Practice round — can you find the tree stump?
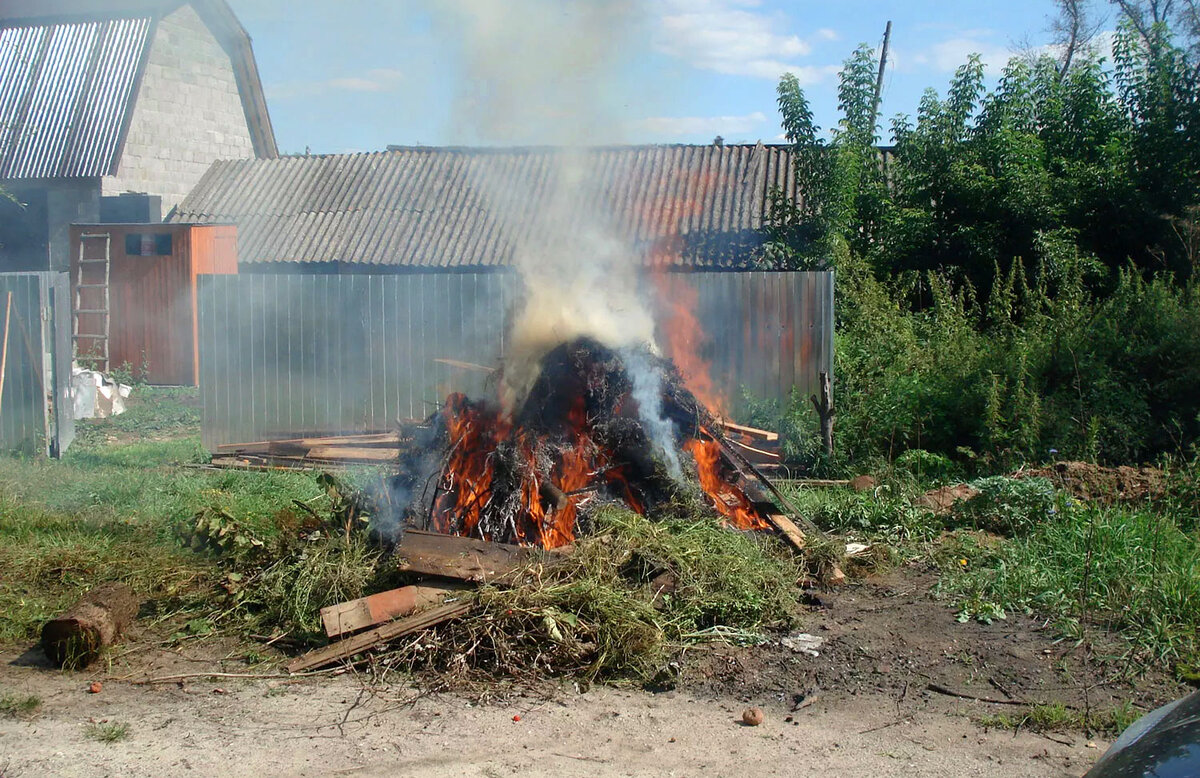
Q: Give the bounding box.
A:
[41,582,139,668]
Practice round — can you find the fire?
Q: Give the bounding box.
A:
[431,393,509,538]
[651,271,725,416]
[417,340,769,549]
[684,438,770,531]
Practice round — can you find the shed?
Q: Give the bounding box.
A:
[70,223,237,385]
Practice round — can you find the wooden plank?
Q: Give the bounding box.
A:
[718,420,779,442]
[287,600,472,674]
[765,513,807,552]
[395,529,538,583]
[217,432,402,453]
[305,446,400,462]
[728,438,782,461]
[320,583,472,639]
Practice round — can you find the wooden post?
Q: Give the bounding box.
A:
[810,371,834,457]
[0,292,11,420]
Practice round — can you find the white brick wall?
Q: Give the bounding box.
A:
[102,4,256,215]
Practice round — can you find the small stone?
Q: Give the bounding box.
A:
[87,681,102,694]
[742,707,765,726]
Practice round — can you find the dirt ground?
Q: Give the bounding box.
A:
[5,563,1187,778]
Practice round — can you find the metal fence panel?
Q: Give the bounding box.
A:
[0,272,73,456]
[197,271,833,450]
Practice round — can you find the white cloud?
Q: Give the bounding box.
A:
[267,68,404,100]
[653,0,835,83]
[631,111,768,138]
[816,28,839,41]
[924,37,1016,75]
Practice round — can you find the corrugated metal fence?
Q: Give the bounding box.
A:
[197,271,833,450]
[0,272,74,456]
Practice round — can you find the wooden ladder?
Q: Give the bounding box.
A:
[73,232,112,372]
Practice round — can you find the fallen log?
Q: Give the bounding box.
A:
[320,583,471,639]
[41,582,139,668]
[287,600,473,673]
[395,529,546,583]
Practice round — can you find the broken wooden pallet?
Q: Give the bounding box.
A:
[287,600,473,674]
[320,583,471,639]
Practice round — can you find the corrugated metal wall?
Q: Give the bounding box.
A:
[0,272,73,456]
[197,271,833,450]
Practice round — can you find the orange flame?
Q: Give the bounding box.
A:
[651,271,725,416]
[684,438,769,530]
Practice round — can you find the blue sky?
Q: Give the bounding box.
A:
[229,0,1097,154]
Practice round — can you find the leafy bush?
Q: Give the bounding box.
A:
[953,476,1058,535]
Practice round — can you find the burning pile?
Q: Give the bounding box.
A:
[389,337,771,548]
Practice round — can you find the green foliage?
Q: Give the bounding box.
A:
[766,21,1200,470]
[940,502,1200,664]
[952,476,1058,535]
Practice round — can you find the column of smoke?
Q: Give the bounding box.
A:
[433,0,687,481]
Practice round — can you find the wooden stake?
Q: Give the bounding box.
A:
[0,292,11,420]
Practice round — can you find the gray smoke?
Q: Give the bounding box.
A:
[620,346,684,482]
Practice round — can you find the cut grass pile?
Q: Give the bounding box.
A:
[386,506,801,684]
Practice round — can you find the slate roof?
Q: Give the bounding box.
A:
[171,144,799,269]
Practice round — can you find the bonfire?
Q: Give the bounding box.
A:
[389,337,770,549]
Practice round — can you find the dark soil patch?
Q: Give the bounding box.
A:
[1016,461,1164,503]
[679,563,1188,716]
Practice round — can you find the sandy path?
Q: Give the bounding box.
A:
[0,669,1103,778]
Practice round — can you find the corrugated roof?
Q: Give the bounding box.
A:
[0,16,152,178]
[172,144,798,269]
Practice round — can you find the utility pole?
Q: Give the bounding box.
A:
[872,20,892,126]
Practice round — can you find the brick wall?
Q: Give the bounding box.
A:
[103,4,255,216]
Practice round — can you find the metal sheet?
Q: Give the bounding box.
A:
[0,17,152,179]
[0,271,72,456]
[197,271,834,449]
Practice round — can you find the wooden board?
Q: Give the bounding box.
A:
[718,420,779,442]
[305,446,400,462]
[287,600,472,674]
[395,530,539,583]
[765,513,807,552]
[217,432,403,453]
[320,583,471,639]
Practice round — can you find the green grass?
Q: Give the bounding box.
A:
[0,426,329,643]
[979,701,1141,736]
[0,692,41,719]
[84,720,130,743]
[940,503,1200,665]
